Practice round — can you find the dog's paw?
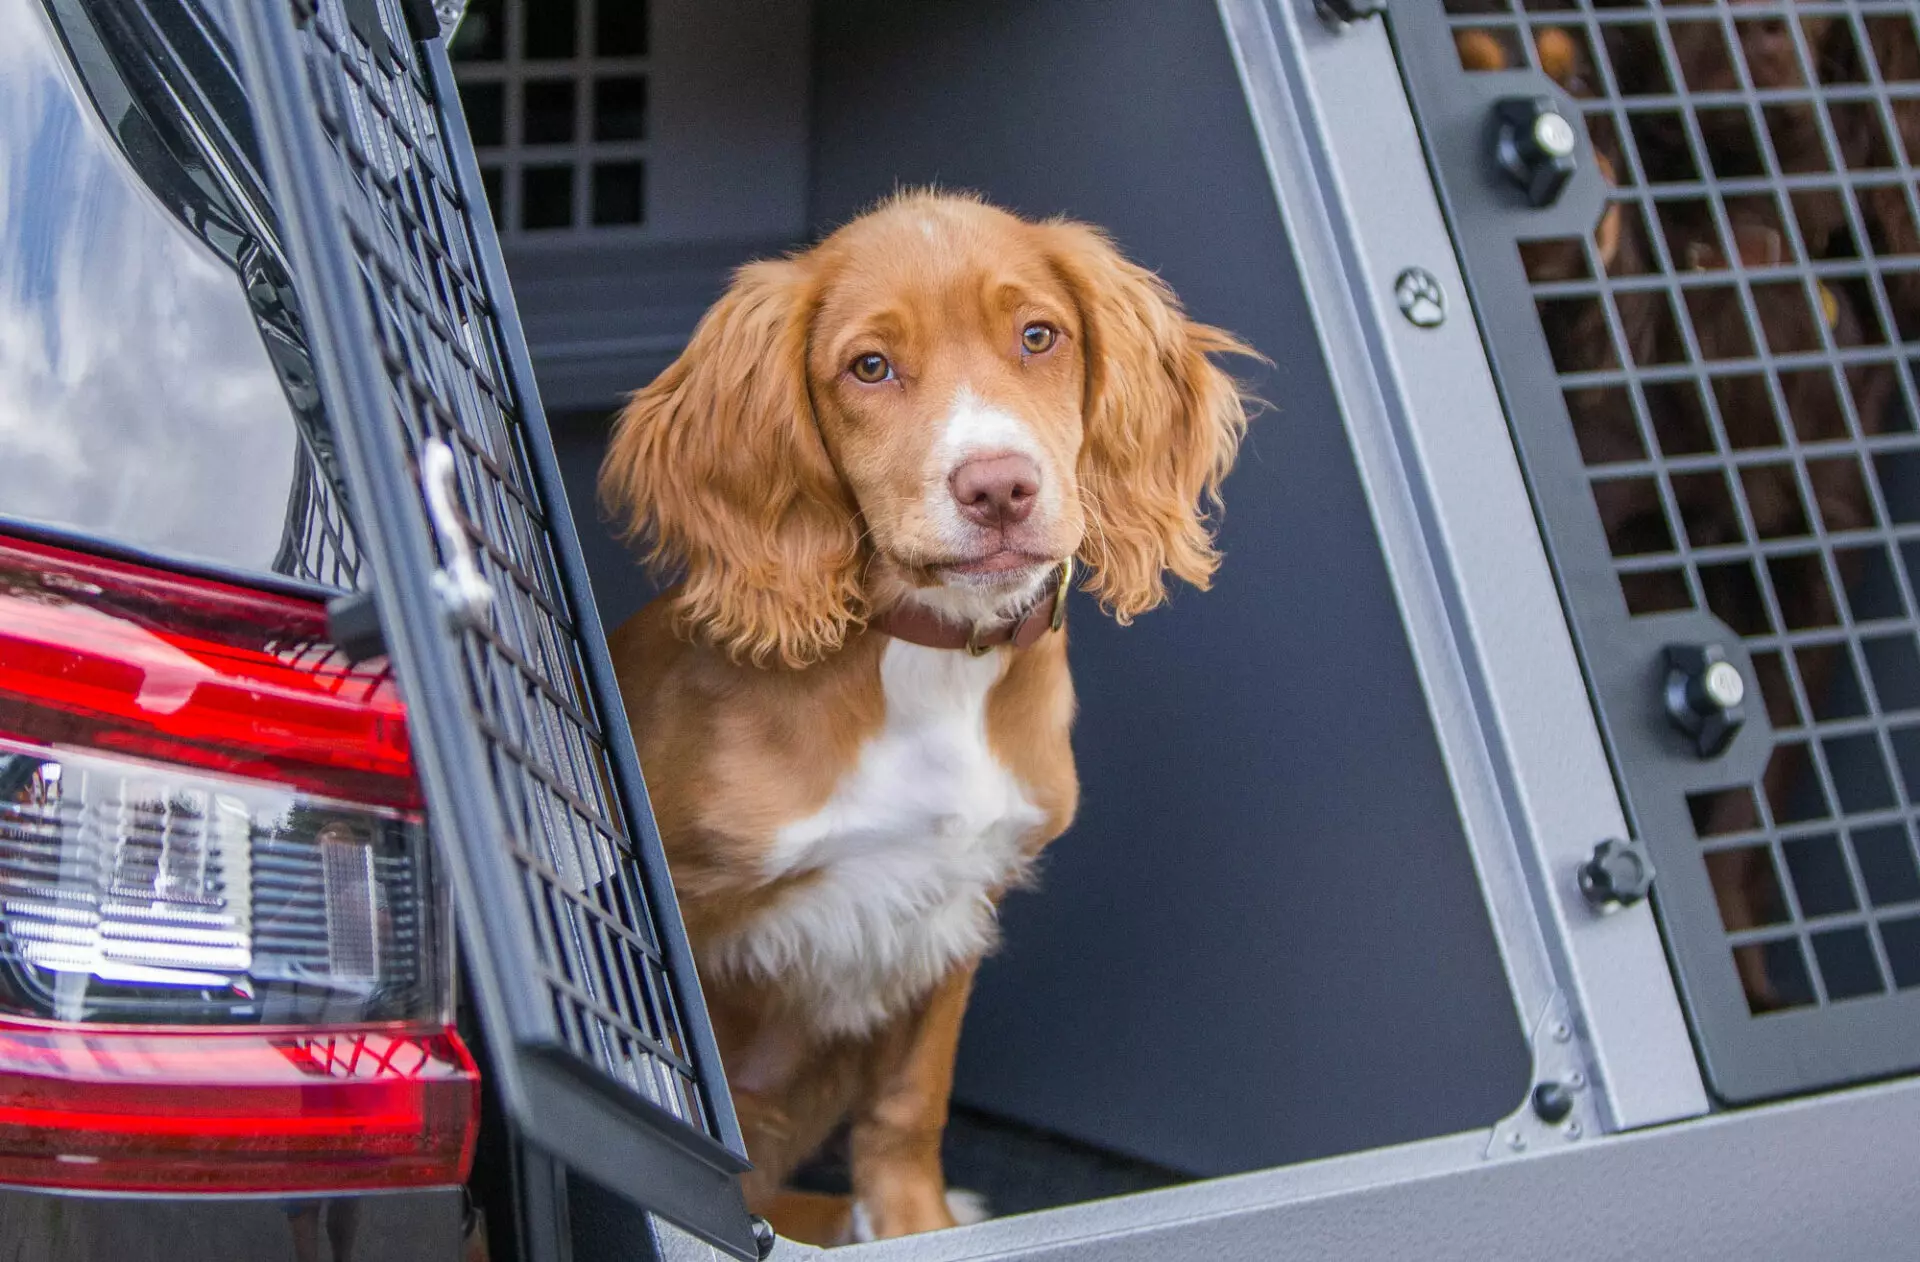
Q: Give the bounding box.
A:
[844,1190,992,1244]
[945,1189,992,1227]
[847,1202,875,1245]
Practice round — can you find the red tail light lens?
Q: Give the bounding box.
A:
[0,536,415,810]
[0,534,474,1191]
[0,1022,476,1192]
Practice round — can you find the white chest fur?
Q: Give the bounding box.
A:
[705,641,1045,1037]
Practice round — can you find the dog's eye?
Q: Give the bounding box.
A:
[1021,323,1057,355]
[850,353,892,384]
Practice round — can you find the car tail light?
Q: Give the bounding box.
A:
[0,534,475,1192]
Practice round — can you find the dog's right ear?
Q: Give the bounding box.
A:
[598,258,863,668]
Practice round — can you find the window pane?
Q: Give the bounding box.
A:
[593,77,647,141]
[522,165,574,230]
[479,166,504,229]
[523,80,576,145]
[597,0,648,56]
[592,162,644,226]
[460,82,504,148]
[526,0,578,59]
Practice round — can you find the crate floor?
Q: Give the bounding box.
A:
[789,1107,1186,1220]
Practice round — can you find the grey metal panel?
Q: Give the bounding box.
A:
[823,1075,1920,1262]
[1220,0,1709,1132]
[645,0,812,243]
[809,0,1531,1177]
[504,237,785,411]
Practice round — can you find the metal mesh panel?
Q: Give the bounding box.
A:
[274,441,368,588]
[1399,0,1920,1099]
[282,0,714,1134]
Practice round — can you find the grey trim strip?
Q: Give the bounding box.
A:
[827,1075,1920,1262]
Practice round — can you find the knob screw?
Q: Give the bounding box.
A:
[1580,837,1656,911]
[1664,643,1747,757]
[752,1216,778,1259]
[1494,96,1580,207]
[1313,0,1382,24]
[1531,1081,1576,1124]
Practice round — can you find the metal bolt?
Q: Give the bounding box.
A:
[1531,1081,1576,1124]
[1508,1130,1528,1152]
[1702,660,1746,710]
[1663,643,1747,758]
[1494,96,1580,207]
[1532,111,1577,159]
[751,1215,778,1260]
[1395,268,1447,328]
[1568,1070,1587,1090]
[1565,1120,1584,1140]
[1313,0,1383,25]
[1551,1021,1572,1043]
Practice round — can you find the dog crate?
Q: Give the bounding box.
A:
[454,0,1554,1187]
[206,0,1920,1258]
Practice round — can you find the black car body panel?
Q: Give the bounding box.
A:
[0,1188,466,1262]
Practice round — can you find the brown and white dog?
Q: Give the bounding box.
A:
[598,191,1255,1245]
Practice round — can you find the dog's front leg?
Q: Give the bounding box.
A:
[847,960,980,1240]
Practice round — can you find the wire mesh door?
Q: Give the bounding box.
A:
[1387,0,1920,1103]
[220,0,756,1251]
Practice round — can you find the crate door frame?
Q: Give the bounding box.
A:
[223,1,756,1254]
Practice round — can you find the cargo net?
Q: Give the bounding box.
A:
[287,0,713,1132]
[1447,0,1920,1016]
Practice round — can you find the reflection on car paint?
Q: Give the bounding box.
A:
[0,0,298,570]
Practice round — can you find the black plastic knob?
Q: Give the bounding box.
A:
[326,591,388,665]
[1314,0,1382,23]
[1494,96,1579,207]
[1579,837,1656,911]
[1663,643,1747,758]
[1531,1081,1575,1124]
[752,1216,779,1260]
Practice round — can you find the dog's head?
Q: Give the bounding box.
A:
[600,191,1257,667]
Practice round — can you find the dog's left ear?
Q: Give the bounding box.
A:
[1045,220,1260,621]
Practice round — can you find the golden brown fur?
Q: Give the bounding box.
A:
[599,191,1255,1243]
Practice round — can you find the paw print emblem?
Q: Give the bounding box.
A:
[1394,267,1446,328]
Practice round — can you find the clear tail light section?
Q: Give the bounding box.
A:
[0,534,475,1192]
[0,742,429,1026]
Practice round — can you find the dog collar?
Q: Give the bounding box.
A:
[873,558,1073,656]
